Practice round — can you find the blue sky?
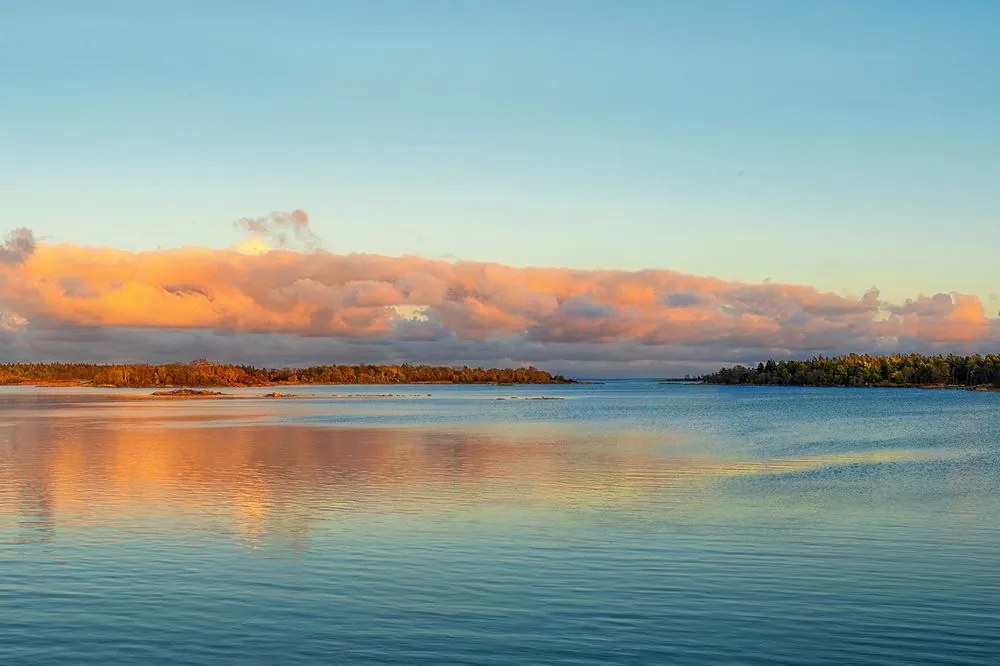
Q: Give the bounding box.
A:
[3,0,998,305]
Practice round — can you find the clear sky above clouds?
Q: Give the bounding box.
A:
[4,0,997,304]
[2,2,998,374]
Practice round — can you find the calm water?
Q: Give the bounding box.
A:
[2,382,999,664]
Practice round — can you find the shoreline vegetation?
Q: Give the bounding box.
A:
[0,361,574,388]
[702,354,1000,391]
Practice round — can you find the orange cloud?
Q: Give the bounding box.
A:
[887,293,990,343]
[0,226,997,369]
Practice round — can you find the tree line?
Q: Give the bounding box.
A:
[702,354,1000,388]
[0,360,573,387]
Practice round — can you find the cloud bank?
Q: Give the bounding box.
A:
[1,214,996,376]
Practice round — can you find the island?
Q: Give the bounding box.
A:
[150,389,227,398]
[702,354,1000,390]
[0,361,574,388]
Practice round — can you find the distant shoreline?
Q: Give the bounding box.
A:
[7,379,575,389]
[702,354,1000,392]
[0,362,575,388]
[701,382,1000,393]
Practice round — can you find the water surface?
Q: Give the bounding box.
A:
[2,382,999,664]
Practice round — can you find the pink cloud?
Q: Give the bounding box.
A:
[0,224,997,371]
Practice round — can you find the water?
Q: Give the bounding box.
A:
[1,381,999,664]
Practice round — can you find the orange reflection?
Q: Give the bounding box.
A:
[0,414,722,546]
[0,409,953,549]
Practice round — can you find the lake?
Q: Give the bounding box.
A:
[2,381,999,664]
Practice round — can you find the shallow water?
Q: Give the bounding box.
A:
[2,382,999,664]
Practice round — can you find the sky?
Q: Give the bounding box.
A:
[1,1,998,375]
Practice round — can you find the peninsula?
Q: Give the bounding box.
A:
[0,361,574,388]
[702,354,1000,389]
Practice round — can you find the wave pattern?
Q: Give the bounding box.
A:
[1,383,999,664]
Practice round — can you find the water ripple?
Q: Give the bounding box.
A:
[2,383,999,664]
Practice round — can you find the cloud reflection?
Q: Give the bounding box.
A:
[0,398,960,551]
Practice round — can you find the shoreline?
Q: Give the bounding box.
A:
[5,379,574,389]
[702,382,1000,393]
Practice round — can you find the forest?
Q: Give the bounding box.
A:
[0,361,573,387]
[702,353,1000,388]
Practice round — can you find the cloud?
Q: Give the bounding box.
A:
[233,209,320,251]
[0,311,28,333]
[0,228,36,264]
[0,220,997,375]
[663,291,705,308]
[887,292,990,343]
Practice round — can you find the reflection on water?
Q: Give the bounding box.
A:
[0,420,715,549]
[1,384,999,664]
[4,412,966,548]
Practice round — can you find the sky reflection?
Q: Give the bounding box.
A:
[3,386,999,665]
[1,390,978,552]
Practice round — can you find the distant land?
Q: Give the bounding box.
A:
[702,354,1000,390]
[0,361,573,388]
